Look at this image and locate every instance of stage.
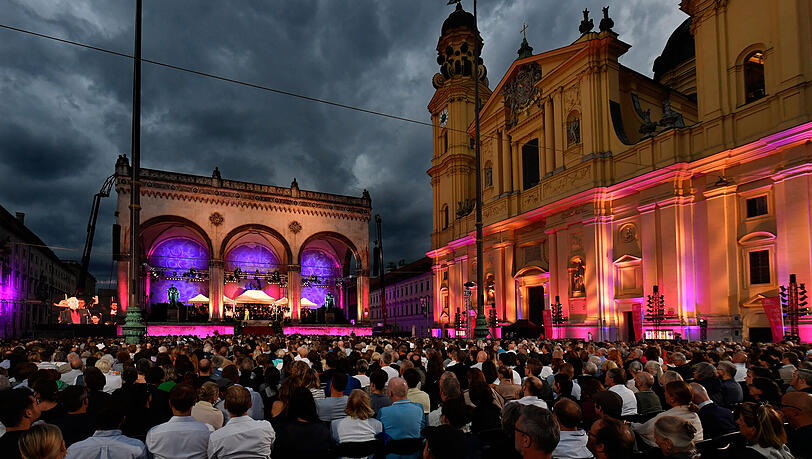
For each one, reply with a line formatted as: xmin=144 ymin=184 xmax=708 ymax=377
xmin=111 ymin=322 xmax=372 ymax=337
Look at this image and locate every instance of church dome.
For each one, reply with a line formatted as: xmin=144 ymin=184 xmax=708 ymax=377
xmin=653 ymin=18 xmax=695 ymax=81
xmin=442 ymin=3 xmax=477 ymax=35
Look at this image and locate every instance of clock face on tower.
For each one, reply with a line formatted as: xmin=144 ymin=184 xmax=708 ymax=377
xmin=439 ymin=108 xmax=449 ymax=127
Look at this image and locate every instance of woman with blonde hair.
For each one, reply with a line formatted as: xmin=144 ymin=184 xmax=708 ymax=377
xmin=303 ymin=367 xmax=325 ymax=400
xmin=734 ymin=402 xmax=793 ymax=458
xmin=633 ymin=381 xmax=703 ymax=447
xmin=191 ymin=381 xmax=223 ymax=430
xmin=653 ymin=415 xmax=698 ymax=458
xmin=94 ymin=358 xmax=122 ymax=393
xmin=18 ymin=423 xmax=66 ymax=459
xmin=331 ymin=389 xmax=383 ymax=454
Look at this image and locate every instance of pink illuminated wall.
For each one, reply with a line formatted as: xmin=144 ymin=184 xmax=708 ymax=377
xmin=117 ymin=324 xmax=234 ymax=337
xmin=283 ymin=325 xmax=372 ymax=336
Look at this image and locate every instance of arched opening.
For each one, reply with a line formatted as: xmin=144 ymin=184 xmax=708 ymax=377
xmin=744 ymin=51 xmax=765 ymax=104
xmin=297 ymin=232 xmax=363 ymax=324
xmin=139 ymin=216 xmax=214 ymax=321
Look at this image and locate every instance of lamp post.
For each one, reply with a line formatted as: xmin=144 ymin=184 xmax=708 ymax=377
xmin=122 ymin=0 xmax=146 ymax=344
xmin=448 ymin=0 xmax=488 ymax=338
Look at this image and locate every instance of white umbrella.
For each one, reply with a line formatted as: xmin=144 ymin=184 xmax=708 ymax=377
xmin=234 ymin=289 xmax=276 ymax=304
xmin=273 ymin=297 xmax=289 ymax=306
xmin=300 ymin=297 xmax=319 ymax=309
xmin=187 ymin=294 xmax=210 ymax=304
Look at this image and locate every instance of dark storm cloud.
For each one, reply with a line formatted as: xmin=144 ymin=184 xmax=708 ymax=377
xmin=0 ymin=0 xmax=687 ymax=286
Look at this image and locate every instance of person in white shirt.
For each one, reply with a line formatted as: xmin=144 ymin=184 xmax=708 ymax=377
xmin=66 ymin=405 xmax=148 ymax=459
xmin=208 ymin=385 xmax=275 ymax=459
xmin=380 ymin=351 xmax=399 ymax=381
xmin=511 ymin=376 xmax=549 ymax=410
xmin=147 ymin=384 xmax=213 ymax=459
xmin=632 ymin=380 xmax=703 ymax=447
xmin=732 ymin=352 xmax=748 ymax=382
xmin=61 ymin=358 xmax=84 ymax=385
xmin=552 ymin=398 xmax=593 ymax=459
xmin=605 ymin=367 xmax=637 ymax=416
xmin=294 ymin=346 xmax=312 ymax=367
xmin=331 ymin=389 xmax=383 ymax=445
xmin=471 ymin=351 xmax=488 ymax=370
xmin=353 ymin=359 xmax=370 ymax=389
xmin=95 ymin=359 xmax=122 ymax=394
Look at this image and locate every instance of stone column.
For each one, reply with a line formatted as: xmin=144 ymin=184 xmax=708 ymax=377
xmin=544 ymin=100 xmax=555 ymax=174
xmin=583 ymin=216 xmax=615 ymax=341
xmin=501 ymin=133 xmax=512 ymax=193
xmin=511 ymin=140 xmax=521 ymax=192
xmin=287 ymin=266 xmax=301 ymax=321
xmin=356 ymin=272 xmax=369 ymax=322
xmin=701 ymin=186 xmax=739 ymax=318
xmin=208 ymin=259 xmax=224 ymax=320
xmin=117 ymin=258 xmax=130 ymax=312
xmin=553 ymin=90 xmax=564 ymax=170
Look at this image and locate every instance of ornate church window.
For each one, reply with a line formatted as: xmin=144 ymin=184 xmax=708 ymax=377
xmin=569 ymin=257 xmax=586 ymax=297
xmin=744 ymin=51 xmax=765 ymax=104
xmin=567 ymin=112 xmax=581 ymax=146
xmin=484 ymin=162 xmax=493 ymax=188
xmin=522 ymin=139 xmax=540 ymax=190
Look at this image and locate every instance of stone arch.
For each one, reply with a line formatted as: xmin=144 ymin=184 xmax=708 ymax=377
xmin=140 ymin=215 xmax=214 ymax=258
xmin=297 ymin=231 xmax=363 ymax=271
xmin=219 ymin=224 xmax=293 ymax=264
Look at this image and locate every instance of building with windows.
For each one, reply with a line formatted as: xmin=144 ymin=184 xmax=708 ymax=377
xmin=0 ymin=206 xmax=77 ymax=338
xmin=427 ymin=0 xmax=812 ymax=341
xmin=369 ymin=257 xmax=433 ymax=336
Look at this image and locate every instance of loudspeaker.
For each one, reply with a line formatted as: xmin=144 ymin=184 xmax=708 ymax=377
xmin=112 ymin=224 xmax=121 ymax=260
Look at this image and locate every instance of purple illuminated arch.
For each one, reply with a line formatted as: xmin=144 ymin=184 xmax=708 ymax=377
xmin=301 ymin=248 xmax=339 ymax=307
xmin=148 ymin=238 xmax=209 ymax=304
xmin=225 ymin=244 xmax=280 ymax=272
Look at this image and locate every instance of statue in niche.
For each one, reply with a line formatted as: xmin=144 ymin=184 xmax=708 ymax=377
xmin=324 ymin=292 xmax=335 ymax=309
xmin=569 ymin=258 xmax=586 ymax=297
xmin=567 ymin=116 xmax=581 ymax=146
xmin=167 ymin=285 xmax=180 ymax=305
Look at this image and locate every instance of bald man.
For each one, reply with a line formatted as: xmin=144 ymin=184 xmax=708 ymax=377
xmin=782 ymin=392 xmax=812 ymax=458
xmin=377 ymin=377 xmax=425 ymax=448
xmin=690 ymin=382 xmax=735 ymax=439
xmin=471 ymin=351 xmax=489 ymax=371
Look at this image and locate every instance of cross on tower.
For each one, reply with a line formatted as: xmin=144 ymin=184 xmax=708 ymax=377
xmin=521 ymin=23 xmax=528 ymax=40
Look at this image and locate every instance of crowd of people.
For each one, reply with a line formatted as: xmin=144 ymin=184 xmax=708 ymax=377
xmin=0 ymin=334 xmax=810 ymax=459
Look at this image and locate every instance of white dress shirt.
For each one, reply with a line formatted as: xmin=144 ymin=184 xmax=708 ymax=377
xmin=734 ymin=363 xmax=748 ymax=382
xmin=632 ymin=405 xmax=703 ymax=447
xmin=353 ymin=374 xmax=370 ymax=388
xmin=553 ymin=429 xmax=593 ymax=459
xmin=61 ymin=368 xmax=83 ymax=385
xmin=208 ymin=415 xmax=275 ymax=459
xmin=65 ymin=430 xmax=148 ymax=459
xmin=103 ymin=373 xmax=122 ymax=393
xmin=512 ymin=395 xmax=548 ymax=409
xmin=608 ymin=384 xmax=638 ymax=416
xmin=146 ymin=416 xmax=213 ymax=459
xmin=382 ymin=365 xmax=399 ymax=381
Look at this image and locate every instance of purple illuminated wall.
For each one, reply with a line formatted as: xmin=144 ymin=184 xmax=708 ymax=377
xmin=148 ymin=238 xmax=209 ymax=303
xmin=225 ymin=244 xmax=280 ymax=272
xmin=301 ymin=249 xmax=339 ymax=307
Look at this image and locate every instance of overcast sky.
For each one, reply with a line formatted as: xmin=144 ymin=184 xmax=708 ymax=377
xmin=0 ymin=0 xmax=687 ymax=288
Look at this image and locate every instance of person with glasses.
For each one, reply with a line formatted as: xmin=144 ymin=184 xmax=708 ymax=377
xmin=514 ymin=405 xmax=559 ymax=459
xmin=781 ymin=392 xmax=812 ymax=459
xmin=585 ymin=417 xmax=634 ymax=459
xmin=790 ymin=364 xmax=812 ymax=393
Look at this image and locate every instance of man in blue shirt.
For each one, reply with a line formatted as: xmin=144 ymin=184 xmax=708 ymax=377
xmin=377 ymin=377 xmax=425 ymax=459
xmin=66 ymin=405 xmax=148 ymax=459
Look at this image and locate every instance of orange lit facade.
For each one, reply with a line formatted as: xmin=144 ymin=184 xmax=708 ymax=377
xmin=427 ymin=0 xmax=812 ymax=341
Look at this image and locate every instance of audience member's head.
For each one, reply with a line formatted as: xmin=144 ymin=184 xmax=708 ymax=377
xmin=664 ymin=381 xmax=692 ymax=408
xmin=440 ymin=396 xmax=471 ymax=429
xmin=737 ymin=402 xmax=787 ymax=449
xmin=780 ymin=391 xmax=812 ymax=429
xmin=345 ymin=389 xmax=374 ymax=420
xmin=514 ymin=405 xmax=559 ymax=457
xmin=224 ymin=385 xmax=252 ymax=417
xmin=169 ymin=384 xmax=197 ymax=414
xmin=18 ymin=423 xmax=65 ymax=459
xmin=370 ymin=369 xmax=388 ymax=393
xmin=83 ymin=366 xmax=106 ymax=392
xmin=96 ymin=405 xmax=125 ymax=431
xmin=288 ymin=386 xmax=319 ymax=423
xmin=587 ymin=417 xmax=634 ymax=459
xmin=653 ymin=415 xmax=697 ymax=457
xmin=0 ymin=387 xmax=40 ymax=429
xmin=592 ymin=390 xmax=623 ymax=419
xmin=387 ymin=377 xmax=408 ymax=401
xmin=439 ymin=371 xmax=461 ymax=401
xmin=634 ymin=372 xmax=654 ymax=391
xmin=199 ymin=381 xmax=219 ymax=404
xmin=60 ymin=385 xmax=88 ymax=413
xmin=553 ymin=398 xmax=582 ymax=431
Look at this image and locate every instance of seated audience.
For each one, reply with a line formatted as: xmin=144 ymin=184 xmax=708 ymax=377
xmin=65 ymin=405 xmax=148 ymax=459
xmin=369 ymin=369 xmax=393 ymax=416
xmin=146 ymin=384 xmax=213 ymax=459
xmin=634 ymin=372 xmax=662 ymax=414
xmin=191 ymin=381 xmax=223 ymax=430
xmin=208 ymin=385 xmax=275 ymax=459
xmin=586 ymin=417 xmax=634 ymax=459
xmin=331 ymin=389 xmax=383 ymax=446
xmin=604 ymin=367 xmax=637 ymax=416
xmin=690 ymin=382 xmax=736 ymax=439
xmin=18 ymin=423 xmax=66 ymax=459
xmin=781 ymin=391 xmax=812 ymax=459
xmin=0 ymin=388 xmax=41 ymax=459
xmin=514 ymin=405 xmax=560 ymax=459
xmin=551 ymin=398 xmax=591 ymax=459
xmin=272 ymin=386 xmax=331 ymax=458
xmin=734 ymin=402 xmax=793 ymax=459
xmin=316 ymin=372 xmax=350 ymax=422
xmin=632 ymin=381 xmax=703 ymax=448
xmin=652 ymin=415 xmax=698 ymax=459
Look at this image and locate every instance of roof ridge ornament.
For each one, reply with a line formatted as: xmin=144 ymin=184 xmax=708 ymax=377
xmin=578 ymin=9 xmax=594 ymax=35
xmin=599 ymin=6 xmax=614 ymax=33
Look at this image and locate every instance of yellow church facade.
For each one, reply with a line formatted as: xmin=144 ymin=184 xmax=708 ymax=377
xmin=427 ymin=0 xmax=812 ymax=342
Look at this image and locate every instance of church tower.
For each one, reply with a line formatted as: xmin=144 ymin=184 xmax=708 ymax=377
xmin=427 ymin=2 xmax=491 ymax=250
